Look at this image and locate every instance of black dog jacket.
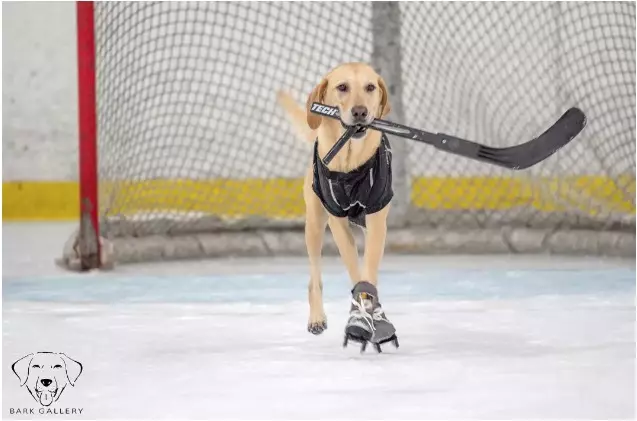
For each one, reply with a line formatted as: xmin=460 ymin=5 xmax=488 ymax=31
xmin=312 ymin=134 xmax=393 ymax=228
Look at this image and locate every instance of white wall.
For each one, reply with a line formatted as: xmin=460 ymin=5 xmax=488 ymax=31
xmin=3 ymin=2 xmax=634 ymax=183
xmin=3 ymin=1 xmax=78 ymax=181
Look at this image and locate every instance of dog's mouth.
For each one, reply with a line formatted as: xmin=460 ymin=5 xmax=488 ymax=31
xmin=340 ymin=121 xmax=369 ymax=139
xmin=35 ymin=388 xmax=58 ymax=406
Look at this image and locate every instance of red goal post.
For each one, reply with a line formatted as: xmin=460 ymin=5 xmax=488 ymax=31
xmin=75 ymin=1 xmax=100 ymax=270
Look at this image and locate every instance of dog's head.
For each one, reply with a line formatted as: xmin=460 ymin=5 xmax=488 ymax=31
xmin=306 ymin=62 xmax=391 ymax=139
xmin=12 ymin=352 xmax=83 ymax=406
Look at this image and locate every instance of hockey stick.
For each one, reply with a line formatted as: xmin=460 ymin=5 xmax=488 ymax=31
xmin=310 ymin=102 xmax=587 ymax=170
xmin=322 ymin=125 xmax=359 ymax=165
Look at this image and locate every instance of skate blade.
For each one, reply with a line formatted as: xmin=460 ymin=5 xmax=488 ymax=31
xmin=371 ymin=335 xmax=400 ymax=353
xmin=343 ymin=326 xmax=372 ymax=353
xmin=343 ymin=334 xmax=369 ymax=353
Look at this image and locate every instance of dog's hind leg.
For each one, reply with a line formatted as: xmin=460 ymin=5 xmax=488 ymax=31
xmin=304 ymin=169 xmax=329 ymax=335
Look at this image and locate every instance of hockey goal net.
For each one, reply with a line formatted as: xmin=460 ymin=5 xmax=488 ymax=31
xmin=62 ymin=1 xmax=635 ymax=269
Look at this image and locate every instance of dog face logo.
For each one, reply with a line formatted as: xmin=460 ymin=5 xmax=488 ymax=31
xmin=12 ymin=352 xmax=83 ymax=406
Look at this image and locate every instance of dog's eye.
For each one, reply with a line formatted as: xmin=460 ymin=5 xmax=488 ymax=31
xmin=53 ymin=365 xmax=63 ymax=369
xmin=365 ymin=84 xmax=376 ymax=93
xmin=31 ymin=365 xmax=41 ymax=369
xmin=336 ymin=83 xmax=348 ymax=93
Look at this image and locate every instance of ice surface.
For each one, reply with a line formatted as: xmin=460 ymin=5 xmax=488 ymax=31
xmin=2 ymin=223 xmax=635 ymax=419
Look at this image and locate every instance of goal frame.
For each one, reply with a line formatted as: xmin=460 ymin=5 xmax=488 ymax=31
xmin=69 ymin=1 xmax=634 ymax=270
xmin=72 ymin=1 xmax=414 ymax=270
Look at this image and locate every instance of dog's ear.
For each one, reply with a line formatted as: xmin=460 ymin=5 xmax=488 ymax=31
xmin=12 ymin=354 xmax=33 ymax=386
xmin=377 ymin=76 xmax=391 ymax=117
xmin=306 ymin=78 xmax=329 ymax=130
xmin=59 ymin=354 xmax=83 ymax=386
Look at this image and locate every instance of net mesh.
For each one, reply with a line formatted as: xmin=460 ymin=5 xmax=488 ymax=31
xmin=88 ymin=2 xmax=634 ymax=259
xmin=401 ymin=2 xmax=635 ymax=231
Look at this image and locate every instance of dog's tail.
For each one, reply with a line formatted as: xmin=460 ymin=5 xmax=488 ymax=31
xmin=276 ymin=91 xmax=316 ymax=144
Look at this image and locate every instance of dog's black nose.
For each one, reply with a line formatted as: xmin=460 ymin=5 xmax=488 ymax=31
xmin=351 ymin=106 xmax=368 ymax=123
xmin=40 ymin=379 xmax=52 ymax=387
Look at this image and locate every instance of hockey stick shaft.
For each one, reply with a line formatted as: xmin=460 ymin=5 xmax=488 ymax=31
xmin=322 ymin=125 xmax=359 ymax=165
xmin=310 ymin=102 xmax=586 ymax=170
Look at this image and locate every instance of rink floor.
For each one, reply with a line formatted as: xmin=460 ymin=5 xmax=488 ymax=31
xmin=2 ymin=223 xmax=635 ymax=419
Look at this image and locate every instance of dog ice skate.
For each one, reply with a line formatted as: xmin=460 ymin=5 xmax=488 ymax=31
xmin=343 ymin=281 xmax=399 ymax=353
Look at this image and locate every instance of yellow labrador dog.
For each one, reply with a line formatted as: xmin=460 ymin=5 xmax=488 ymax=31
xmin=278 ymin=62 xmax=398 ymax=351
xmin=12 ymin=352 xmax=83 ymax=406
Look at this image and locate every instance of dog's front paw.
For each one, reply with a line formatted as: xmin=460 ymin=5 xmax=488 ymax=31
xmin=307 ymin=317 xmax=327 ymax=335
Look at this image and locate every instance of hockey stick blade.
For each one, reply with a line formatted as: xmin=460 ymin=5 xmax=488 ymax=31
xmin=310 ymin=102 xmax=587 ymax=170
xmin=426 ymin=108 xmax=587 ymax=170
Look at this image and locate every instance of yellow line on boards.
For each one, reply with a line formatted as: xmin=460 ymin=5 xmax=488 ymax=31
xmin=3 ymin=176 xmax=634 ymax=220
